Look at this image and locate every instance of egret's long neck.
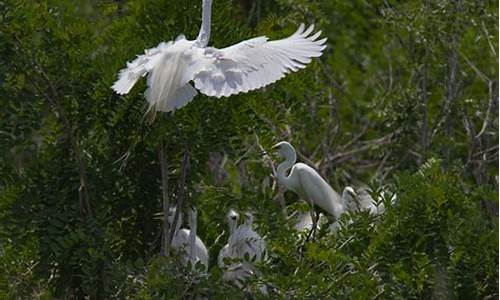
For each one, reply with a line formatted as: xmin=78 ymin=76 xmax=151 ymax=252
xmin=195 ymin=0 xmax=212 ymax=47
xmin=173 ymin=213 xmax=182 ymax=236
xmin=228 ymin=220 xmax=237 ymax=235
xmin=277 ymin=148 xmax=297 ymax=190
xmin=188 ymin=211 xmax=197 ymax=259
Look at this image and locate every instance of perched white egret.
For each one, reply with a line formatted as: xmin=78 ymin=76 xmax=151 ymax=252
xmin=112 ymin=0 xmax=327 ymax=113
xmin=168 ymin=207 xmax=209 ymax=270
xmin=218 ymin=210 xmax=266 ymax=288
xmin=272 ymin=141 xmax=344 ymax=219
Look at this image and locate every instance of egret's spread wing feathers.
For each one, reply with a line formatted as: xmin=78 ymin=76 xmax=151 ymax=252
xmin=193 ymin=24 xmax=327 ymax=98
xmin=112 ymin=42 xmax=172 ymax=95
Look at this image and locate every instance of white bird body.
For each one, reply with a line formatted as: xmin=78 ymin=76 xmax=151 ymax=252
xmin=342 ymin=186 xmax=396 ymax=216
xmin=229 ymin=214 xmax=266 ymax=262
xmin=218 ymin=210 xmax=266 ymax=287
xmin=273 ymin=142 xmax=345 ymax=219
xmin=171 ymin=228 xmax=209 ymax=269
xmin=112 ymin=0 xmax=326 ymax=113
xmin=293 ymin=211 xmax=315 ymax=231
xmin=168 ymin=207 xmax=209 ymax=270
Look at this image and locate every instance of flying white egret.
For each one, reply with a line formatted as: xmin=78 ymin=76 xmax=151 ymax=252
xmin=112 ymin=0 xmax=327 ymax=113
xmin=167 ymin=207 xmax=209 ymax=270
xmin=218 ymin=210 xmax=266 ymax=289
xmin=272 ymin=141 xmax=345 ymax=220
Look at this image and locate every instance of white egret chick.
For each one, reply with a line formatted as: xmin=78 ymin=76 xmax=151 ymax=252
xmin=218 ymin=209 xmax=239 ymax=270
xmin=272 ymin=141 xmax=345 ymax=219
xmin=168 ymin=207 xmax=209 ymax=270
xmin=291 ymin=211 xmax=331 ymax=232
xmin=218 ymin=210 xmax=266 ymax=289
xmin=293 ymin=211 xmax=315 ymax=232
xmin=342 ymin=186 xmax=396 ymax=215
xmin=112 ymin=0 xmax=327 ymax=113
xmin=342 ymin=186 xmax=362 ymax=213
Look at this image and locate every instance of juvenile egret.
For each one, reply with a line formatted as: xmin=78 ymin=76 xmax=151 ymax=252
xmin=342 ymin=186 xmax=395 ymax=215
xmin=342 ymin=186 xmax=361 ymax=213
xmin=112 ymin=0 xmax=327 ymax=113
xmin=293 ymin=211 xmax=315 ymax=232
xmin=218 ymin=210 xmax=266 ymax=288
xmin=168 ymin=207 xmax=209 ymax=270
xmin=272 ymin=141 xmax=344 ymax=219
xmin=291 ymin=211 xmax=331 ymax=232
xmin=218 ymin=209 xmax=239 ymax=270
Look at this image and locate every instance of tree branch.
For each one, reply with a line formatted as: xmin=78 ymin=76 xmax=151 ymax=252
xmin=13 ymin=34 xmax=92 ymax=218
xmin=167 ymin=145 xmax=190 ymax=248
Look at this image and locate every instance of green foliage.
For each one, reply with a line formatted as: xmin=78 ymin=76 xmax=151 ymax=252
xmin=0 ymin=0 xmax=497 ymax=299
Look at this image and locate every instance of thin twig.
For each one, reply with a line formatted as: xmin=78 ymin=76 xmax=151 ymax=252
xmin=13 ymin=34 xmax=92 ymax=218
xmin=159 ymin=140 xmax=171 ymax=256
xmin=476 ymin=81 xmax=498 ymax=139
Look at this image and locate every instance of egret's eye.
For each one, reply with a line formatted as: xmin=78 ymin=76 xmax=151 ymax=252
xmin=231 ymin=216 xmax=237 ymax=220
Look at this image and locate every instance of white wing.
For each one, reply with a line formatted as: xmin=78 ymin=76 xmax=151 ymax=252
xmin=192 ymin=24 xmax=327 ymax=97
xmin=112 ymin=41 xmax=173 ymax=95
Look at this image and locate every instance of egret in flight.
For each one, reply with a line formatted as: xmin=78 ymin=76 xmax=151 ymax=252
xmin=112 ymin=0 xmax=327 ymax=113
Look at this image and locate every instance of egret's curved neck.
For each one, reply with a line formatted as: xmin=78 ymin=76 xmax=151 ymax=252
xmin=277 ymin=147 xmax=297 ymax=190
xmin=195 ymin=0 xmax=212 ymax=47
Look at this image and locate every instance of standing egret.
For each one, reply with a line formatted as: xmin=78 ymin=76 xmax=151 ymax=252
xmin=168 ymin=207 xmax=209 ymax=270
xmin=272 ymin=141 xmax=345 ymax=219
xmin=112 ymin=0 xmax=327 ymax=113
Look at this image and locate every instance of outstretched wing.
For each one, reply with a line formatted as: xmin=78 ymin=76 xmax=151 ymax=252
xmin=112 ymin=41 xmax=173 ymax=95
xmin=192 ymin=24 xmax=327 ymax=98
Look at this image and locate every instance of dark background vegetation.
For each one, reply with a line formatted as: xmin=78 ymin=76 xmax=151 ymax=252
xmin=0 ymin=0 xmax=498 ymax=298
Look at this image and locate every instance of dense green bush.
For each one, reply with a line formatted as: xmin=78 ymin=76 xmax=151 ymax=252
xmin=0 ymin=0 xmax=497 ymax=299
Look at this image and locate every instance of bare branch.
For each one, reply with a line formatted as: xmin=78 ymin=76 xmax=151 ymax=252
xmin=476 ymin=81 xmax=498 ymax=139
xmin=168 ymin=145 xmax=190 ymax=247
xmin=481 ymin=20 xmax=497 ymax=59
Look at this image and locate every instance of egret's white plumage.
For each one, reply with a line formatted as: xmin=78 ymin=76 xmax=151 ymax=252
xmin=218 ymin=210 xmax=266 ymax=287
xmin=342 ymin=186 xmax=395 ymax=215
xmin=112 ymin=0 xmax=326 ymax=113
xmin=293 ymin=211 xmax=315 ymax=232
xmin=167 ymin=207 xmax=209 ymax=270
xmin=273 ymin=141 xmax=344 ymax=219
xmin=342 ymin=186 xmax=361 ymax=213
xmin=218 ymin=209 xmax=239 ymax=269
